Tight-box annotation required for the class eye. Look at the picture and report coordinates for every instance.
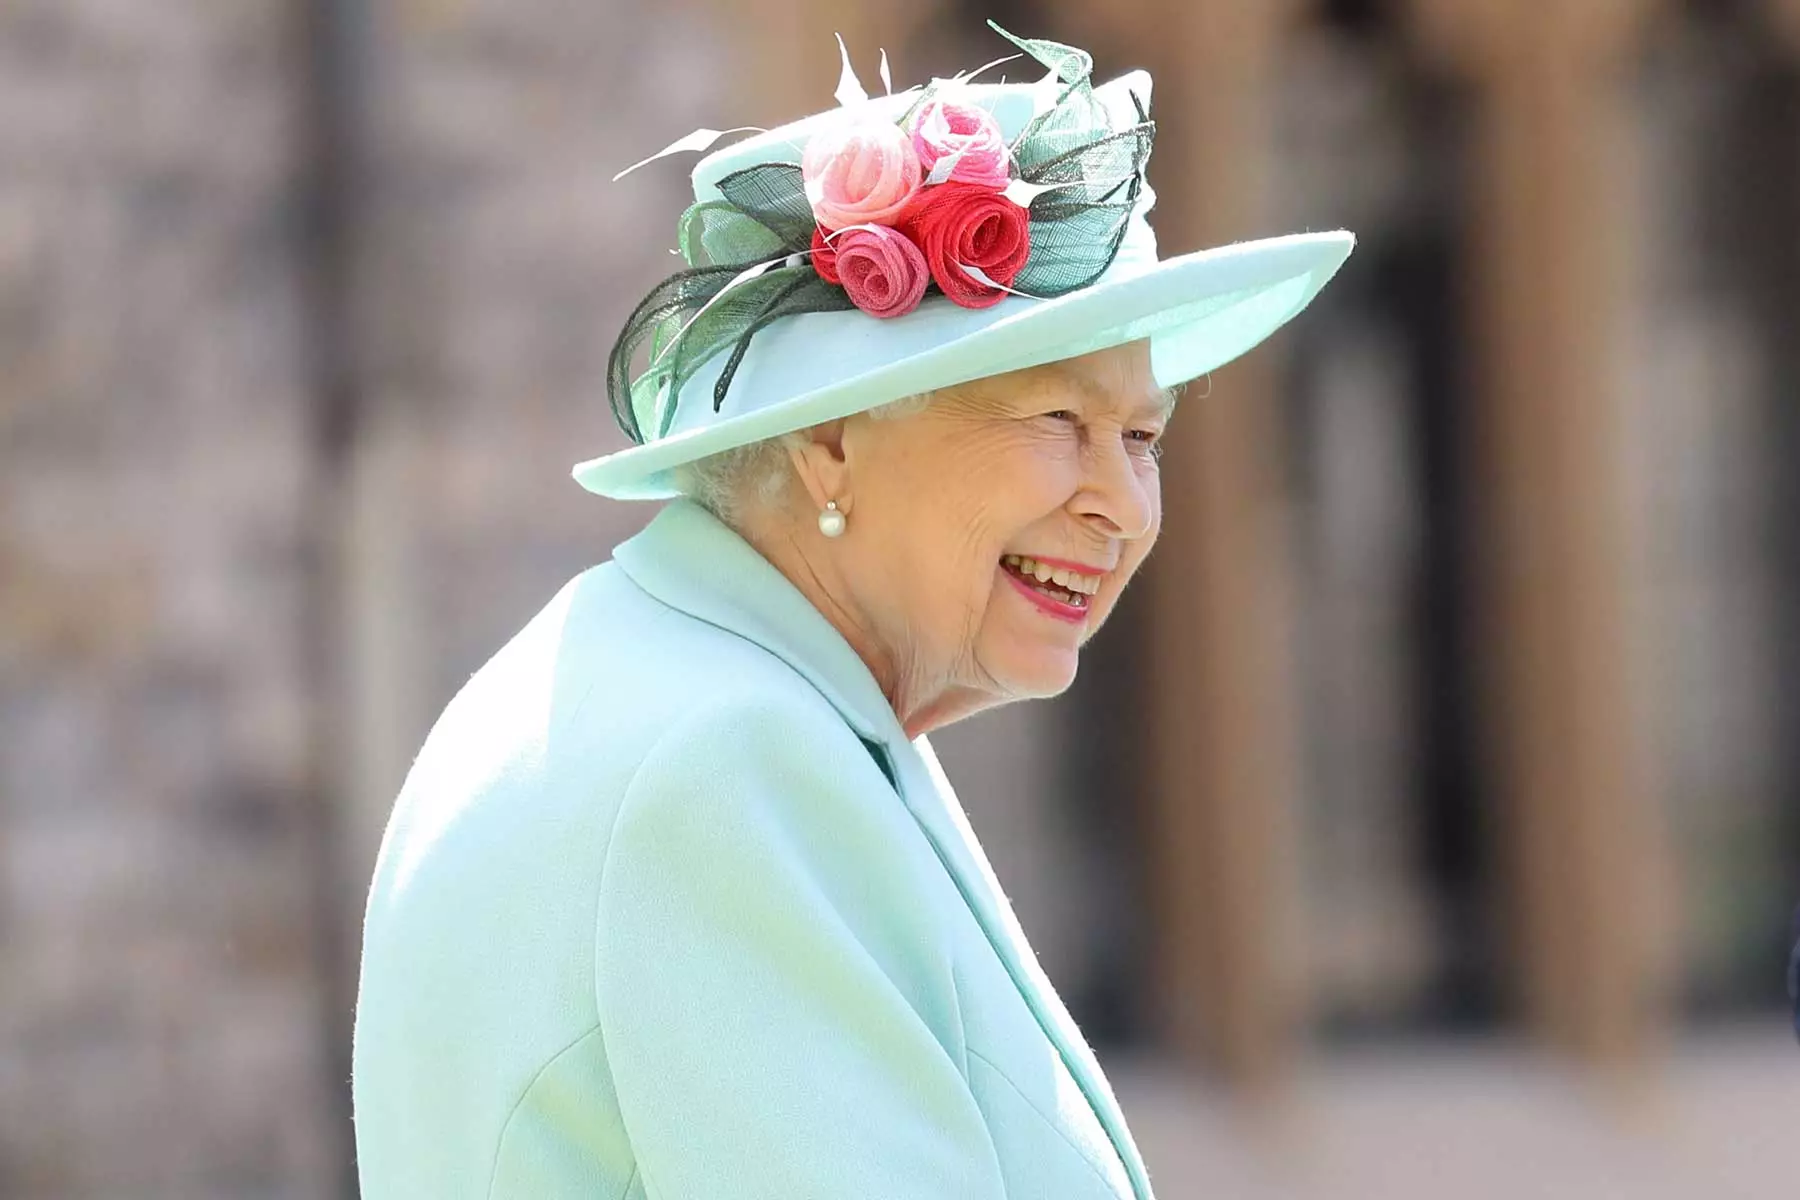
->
[1126,428,1164,460]
[1040,409,1078,423]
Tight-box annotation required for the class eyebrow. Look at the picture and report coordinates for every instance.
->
[1043,364,1178,421]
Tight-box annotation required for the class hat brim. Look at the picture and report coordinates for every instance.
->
[573,229,1354,501]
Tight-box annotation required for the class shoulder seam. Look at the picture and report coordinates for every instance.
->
[482,1023,609,1200]
[948,957,973,1080]
[966,1045,1121,1197]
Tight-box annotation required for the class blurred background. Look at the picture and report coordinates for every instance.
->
[3,0,1799,1195]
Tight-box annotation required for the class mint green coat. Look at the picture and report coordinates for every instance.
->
[351,499,1156,1199]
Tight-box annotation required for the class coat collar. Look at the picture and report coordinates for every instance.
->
[612,499,901,745]
[612,499,1152,1200]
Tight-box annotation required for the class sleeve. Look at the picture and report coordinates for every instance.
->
[593,694,1008,1200]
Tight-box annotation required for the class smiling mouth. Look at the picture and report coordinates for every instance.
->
[999,555,1098,610]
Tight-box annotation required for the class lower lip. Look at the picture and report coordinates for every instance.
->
[1000,565,1090,624]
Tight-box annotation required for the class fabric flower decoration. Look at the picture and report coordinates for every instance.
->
[809,225,839,283]
[604,23,1158,446]
[910,98,1011,190]
[900,182,1031,308]
[801,120,923,231]
[819,224,930,318]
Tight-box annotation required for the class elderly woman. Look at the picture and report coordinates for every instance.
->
[351,26,1350,1200]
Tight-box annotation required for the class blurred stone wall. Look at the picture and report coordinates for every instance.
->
[0,0,721,1195]
[0,2,339,1194]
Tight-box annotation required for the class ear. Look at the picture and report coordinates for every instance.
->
[784,418,853,514]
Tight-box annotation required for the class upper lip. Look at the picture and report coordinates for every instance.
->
[1004,553,1112,577]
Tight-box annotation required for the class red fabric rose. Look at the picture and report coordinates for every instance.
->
[900,182,1031,308]
[826,224,929,319]
[810,225,839,284]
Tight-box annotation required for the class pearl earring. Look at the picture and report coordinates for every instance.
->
[818,500,846,538]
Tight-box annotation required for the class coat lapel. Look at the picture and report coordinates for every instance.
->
[885,736,1153,1200]
[613,501,1151,1200]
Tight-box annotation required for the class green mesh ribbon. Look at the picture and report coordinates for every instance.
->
[606,24,1155,445]
[606,166,858,443]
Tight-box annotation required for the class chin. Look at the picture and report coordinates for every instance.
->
[987,650,1081,700]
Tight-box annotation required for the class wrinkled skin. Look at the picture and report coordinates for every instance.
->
[742,339,1174,737]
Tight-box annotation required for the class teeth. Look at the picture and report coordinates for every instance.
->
[1001,554,1103,596]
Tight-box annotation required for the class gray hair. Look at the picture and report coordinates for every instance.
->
[673,391,932,527]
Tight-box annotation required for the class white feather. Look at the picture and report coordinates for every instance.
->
[834,33,868,107]
[612,126,764,182]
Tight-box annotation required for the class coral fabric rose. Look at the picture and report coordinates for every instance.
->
[910,98,1011,190]
[801,120,922,231]
[827,225,929,318]
[900,182,1031,308]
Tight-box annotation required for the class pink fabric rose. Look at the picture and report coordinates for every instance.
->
[801,120,922,231]
[909,98,1011,190]
[826,225,929,319]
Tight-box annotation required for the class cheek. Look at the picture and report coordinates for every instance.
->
[882,517,1002,643]
[916,441,1079,549]
[1085,512,1160,629]
[1022,437,1085,497]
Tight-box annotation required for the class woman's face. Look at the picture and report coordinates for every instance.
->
[831,340,1170,723]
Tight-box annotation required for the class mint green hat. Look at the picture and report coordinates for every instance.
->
[574,25,1353,501]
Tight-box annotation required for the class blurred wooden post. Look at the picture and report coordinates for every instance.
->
[1774,0,1800,50]
[1404,0,1665,1066]
[1052,0,1309,1088]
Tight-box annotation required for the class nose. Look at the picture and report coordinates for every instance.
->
[1072,431,1156,541]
